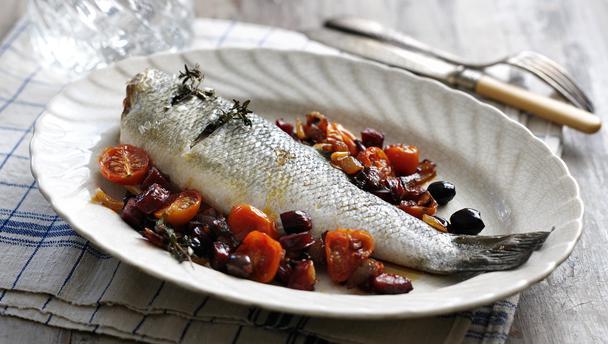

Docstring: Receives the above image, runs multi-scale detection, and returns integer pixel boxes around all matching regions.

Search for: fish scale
[120,68,550,274]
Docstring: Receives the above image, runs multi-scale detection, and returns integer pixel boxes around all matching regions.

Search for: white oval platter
[30,48,583,318]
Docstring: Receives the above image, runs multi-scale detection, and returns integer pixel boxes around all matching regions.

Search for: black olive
[352,167,384,191]
[121,197,145,230]
[427,181,456,205]
[383,178,405,204]
[432,215,450,228]
[280,210,313,234]
[133,183,171,214]
[360,128,384,148]
[189,237,206,258]
[449,208,485,235]
[189,226,213,258]
[210,241,232,271]
[141,166,171,190]
[279,231,315,252]
[225,253,253,278]
[307,239,325,267]
[371,273,413,294]
[372,188,394,203]
[275,259,293,284]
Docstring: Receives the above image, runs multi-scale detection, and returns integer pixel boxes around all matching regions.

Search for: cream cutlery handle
[475,75,601,133]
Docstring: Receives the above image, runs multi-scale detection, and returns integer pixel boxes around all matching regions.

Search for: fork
[325,17,594,112]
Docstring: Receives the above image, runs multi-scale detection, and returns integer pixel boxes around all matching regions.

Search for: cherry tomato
[227,204,279,241]
[157,190,202,226]
[356,147,394,179]
[236,231,284,283]
[384,144,419,176]
[325,229,375,283]
[98,144,150,185]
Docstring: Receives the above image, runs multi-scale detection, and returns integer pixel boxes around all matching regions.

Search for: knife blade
[305,28,462,84]
[303,28,601,133]
[324,17,466,66]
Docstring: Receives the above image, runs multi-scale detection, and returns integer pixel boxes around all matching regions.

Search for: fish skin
[120,68,550,274]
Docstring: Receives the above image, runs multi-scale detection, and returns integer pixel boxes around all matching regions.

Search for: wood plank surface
[1,1,606,343]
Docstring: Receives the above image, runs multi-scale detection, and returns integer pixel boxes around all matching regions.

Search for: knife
[305,28,601,134]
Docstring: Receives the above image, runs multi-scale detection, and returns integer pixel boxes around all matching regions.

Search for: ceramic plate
[30,48,583,318]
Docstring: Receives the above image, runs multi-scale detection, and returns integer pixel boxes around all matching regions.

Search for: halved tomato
[98,144,150,185]
[227,204,279,241]
[236,231,284,283]
[325,229,375,283]
[156,190,202,226]
[356,147,393,179]
[384,144,419,176]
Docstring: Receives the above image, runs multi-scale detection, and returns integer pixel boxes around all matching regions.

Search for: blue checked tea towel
[0,18,563,344]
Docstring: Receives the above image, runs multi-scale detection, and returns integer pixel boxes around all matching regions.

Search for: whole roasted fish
[120,68,550,274]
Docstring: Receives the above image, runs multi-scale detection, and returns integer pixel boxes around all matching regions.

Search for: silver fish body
[120,69,549,274]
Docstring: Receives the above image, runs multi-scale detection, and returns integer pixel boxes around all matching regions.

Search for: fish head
[122,69,175,119]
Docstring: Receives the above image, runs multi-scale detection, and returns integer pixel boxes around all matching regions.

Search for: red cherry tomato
[384,144,419,176]
[236,231,284,283]
[98,144,150,185]
[227,204,279,241]
[325,229,375,283]
[157,190,202,226]
[356,147,394,179]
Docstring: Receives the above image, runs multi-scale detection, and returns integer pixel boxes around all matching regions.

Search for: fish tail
[450,230,552,272]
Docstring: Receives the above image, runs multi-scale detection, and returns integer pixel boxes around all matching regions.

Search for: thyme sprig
[145,219,194,264]
[191,99,253,147]
[171,64,213,105]
[169,65,253,147]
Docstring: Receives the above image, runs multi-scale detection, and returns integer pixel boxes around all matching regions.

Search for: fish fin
[452,230,551,272]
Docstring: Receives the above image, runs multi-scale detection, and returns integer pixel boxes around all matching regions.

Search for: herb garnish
[171,64,214,105]
[169,65,253,147]
[144,219,194,263]
[191,99,253,147]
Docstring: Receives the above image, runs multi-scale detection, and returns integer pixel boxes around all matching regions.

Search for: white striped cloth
[0,18,562,344]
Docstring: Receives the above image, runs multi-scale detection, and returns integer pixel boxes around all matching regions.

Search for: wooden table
[1,1,606,343]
